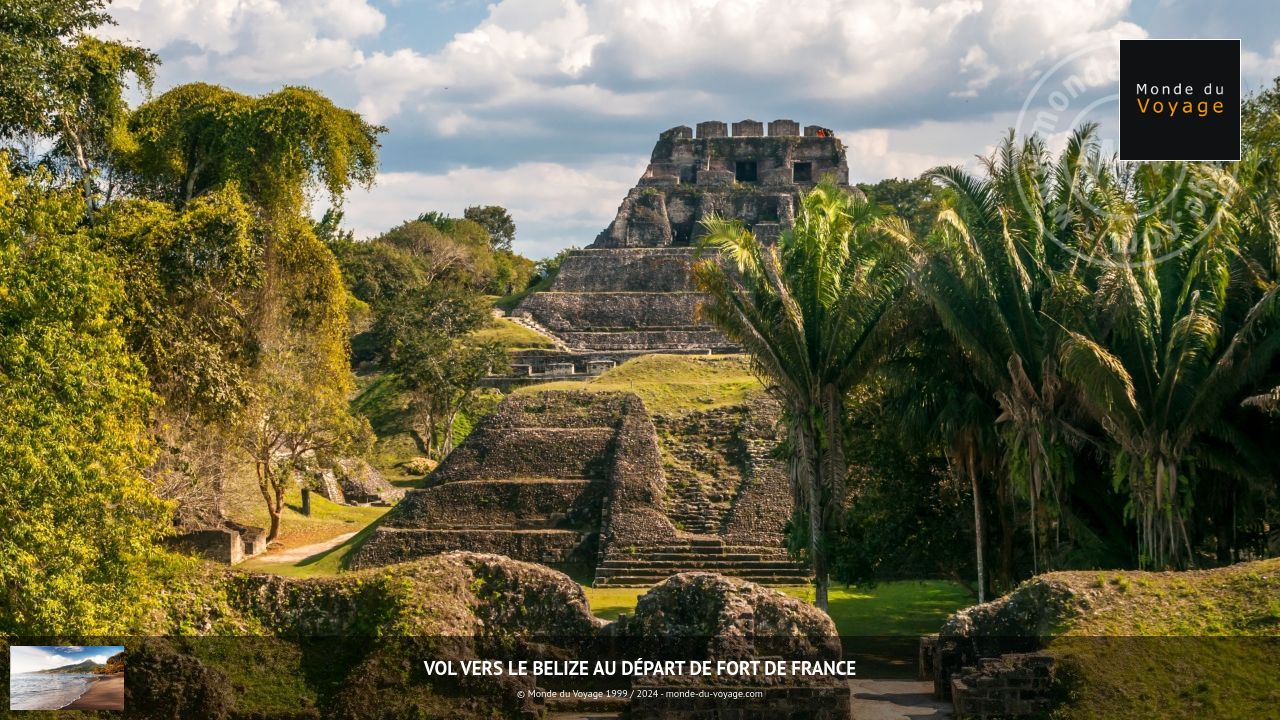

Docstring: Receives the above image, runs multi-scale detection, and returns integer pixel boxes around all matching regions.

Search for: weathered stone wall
[512,122,852,353]
[390,479,605,529]
[351,528,598,569]
[598,397,679,555]
[431,427,615,481]
[171,528,243,565]
[554,329,732,352]
[352,391,675,572]
[614,574,847,719]
[550,248,700,292]
[519,291,704,331]
[948,653,1056,719]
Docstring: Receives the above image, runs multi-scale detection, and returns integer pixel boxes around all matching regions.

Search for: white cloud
[10,647,75,674]
[338,159,646,258]
[345,0,1143,128]
[101,0,384,82]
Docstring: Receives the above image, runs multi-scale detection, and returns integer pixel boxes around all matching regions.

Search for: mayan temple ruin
[355,121,851,585]
[505,119,851,375]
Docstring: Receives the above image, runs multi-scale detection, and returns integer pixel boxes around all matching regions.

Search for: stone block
[586,360,616,374]
[804,125,834,137]
[696,121,727,138]
[732,119,763,137]
[768,119,800,136]
[662,125,693,140]
[171,528,242,565]
[696,169,735,187]
[546,362,576,376]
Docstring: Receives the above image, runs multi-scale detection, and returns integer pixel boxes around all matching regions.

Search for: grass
[516,354,764,417]
[582,580,972,636]
[238,514,385,578]
[472,316,557,349]
[955,559,1280,720]
[224,482,388,553]
[494,270,557,313]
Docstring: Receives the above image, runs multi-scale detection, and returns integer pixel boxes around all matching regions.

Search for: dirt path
[251,532,357,564]
[849,679,951,718]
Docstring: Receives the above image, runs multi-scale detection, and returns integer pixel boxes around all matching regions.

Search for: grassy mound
[587,580,970,636]
[472,316,557,349]
[516,354,764,417]
[940,559,1280,719]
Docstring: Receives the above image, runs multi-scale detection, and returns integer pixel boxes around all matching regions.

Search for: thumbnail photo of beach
[9,645,125,711]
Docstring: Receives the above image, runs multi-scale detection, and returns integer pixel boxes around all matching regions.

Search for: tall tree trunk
[269,482,285,543]
[60,117,94,223]
[968,447,986,603]
[443,410,458,456]
[256,458,283,543]
[794,414,828,612]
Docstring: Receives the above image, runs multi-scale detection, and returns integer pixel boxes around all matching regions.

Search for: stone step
[595,563,808,576]
[602,552,781,563]
[621,543,783,554]
[593,573,811,588]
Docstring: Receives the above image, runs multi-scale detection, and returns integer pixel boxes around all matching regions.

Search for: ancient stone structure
[920,574,1078,717]
[170,520,266,565]
[947,653,1056,718]
[618,573,850,719]
[513,120,850,354]
[351,390,808,586]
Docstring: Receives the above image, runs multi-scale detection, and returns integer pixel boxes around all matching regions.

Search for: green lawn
[238,515,384,578]
[583,580,971,636]
[516,354,764,417]
[472,316,557,349]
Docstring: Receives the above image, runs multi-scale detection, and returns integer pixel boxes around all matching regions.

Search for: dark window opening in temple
[735,160,758,182]
[793,161,812,182]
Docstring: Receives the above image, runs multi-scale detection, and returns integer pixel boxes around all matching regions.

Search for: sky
[98,0,1280,259]
[10,646,124,674]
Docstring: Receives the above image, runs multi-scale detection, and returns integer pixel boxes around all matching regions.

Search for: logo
[1119,39,1240,161]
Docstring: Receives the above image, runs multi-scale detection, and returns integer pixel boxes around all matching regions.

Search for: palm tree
[693,183,910,610]
[1059,161,1280,567]
[912,129,1102,573]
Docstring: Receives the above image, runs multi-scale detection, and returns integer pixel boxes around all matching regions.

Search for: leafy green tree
[377,285,507,458]
[116,82,381,540]
[0,3,156,217]
[0,0,110,138]
[463,204,516,251]
[93,188,260,525]
[492,249,535,296]
[873,306,1005,599]
[46,36,156,218]
[694,183,911,610]
[95,187,259,418]
[0,160,170,634]
[122,83,382,210]
[857,176,949,239]
[239,341,371,542]
[910,129,1105,574]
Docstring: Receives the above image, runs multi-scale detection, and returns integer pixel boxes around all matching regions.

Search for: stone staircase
[504,312,571,351]
[666,480,718,534]
[593,537,810,587]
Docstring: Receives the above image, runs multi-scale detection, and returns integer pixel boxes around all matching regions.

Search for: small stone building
[172,521,267,565]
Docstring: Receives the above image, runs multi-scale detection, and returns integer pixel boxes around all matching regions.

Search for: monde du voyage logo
[1120,39,1241,161]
